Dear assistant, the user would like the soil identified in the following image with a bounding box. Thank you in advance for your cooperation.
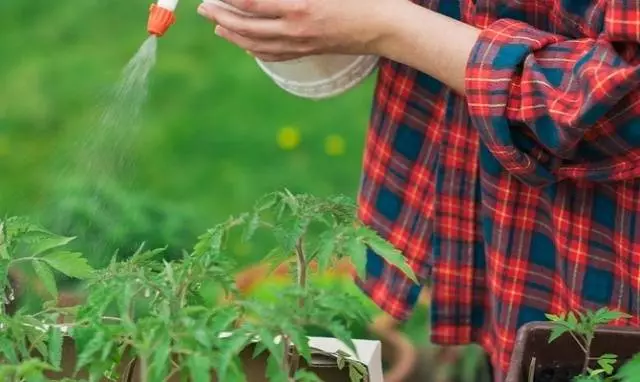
[533,362,583,382]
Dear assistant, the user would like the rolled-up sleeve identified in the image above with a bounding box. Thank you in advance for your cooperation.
[466,16,640,186]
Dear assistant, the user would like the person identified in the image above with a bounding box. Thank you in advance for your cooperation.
[197,1,640,380]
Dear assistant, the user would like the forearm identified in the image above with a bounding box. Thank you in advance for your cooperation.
[374,2,480,95]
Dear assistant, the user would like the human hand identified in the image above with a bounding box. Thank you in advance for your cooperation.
[196,0,394,62]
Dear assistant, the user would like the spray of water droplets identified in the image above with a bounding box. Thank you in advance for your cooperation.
[75,36,158,178]
[44,36,159,252]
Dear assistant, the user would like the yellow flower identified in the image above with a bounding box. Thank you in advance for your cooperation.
[324,134,345,156]
[277,126,301,150]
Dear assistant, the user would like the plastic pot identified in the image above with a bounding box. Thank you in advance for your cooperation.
[506,322,640,382]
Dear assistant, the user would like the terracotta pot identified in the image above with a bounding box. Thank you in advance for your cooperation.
[506,322,640,382]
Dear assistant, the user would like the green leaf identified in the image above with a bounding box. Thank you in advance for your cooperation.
[617,353,640,382]
[287,328,311,364]
[0,337,18,364]
[348,363,365,382]
[336,353,346,370]
[255,327,281,365]
[596,356,616,375]
[548,326,569,344]
[48,326,63,369]
[32,260,58,299]
[328,322,356,355]
[75,331,105,372]
[360,230,417,283]
[265,353,288,382]
[29,235,75,257]
[209,308,240,334]
[294,370,323,382]
[252,341,267,359]
[346,237,367,280]
[595,309,631,325]
[0,260,8,284]
[42,251,94,279]
[187,354,211,382]
[567,312,578,329]
[545,314,562,322]
[242,213,261,242]
[218,332,249,381]
[149,334,171,381]
[314,233,335,273]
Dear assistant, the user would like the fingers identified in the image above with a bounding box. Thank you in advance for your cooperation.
[199,3,285,39]
[222,0,306,17]
[215,26,310,60]
[222,0,283,16]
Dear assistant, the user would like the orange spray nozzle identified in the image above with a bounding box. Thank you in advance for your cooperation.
[147,4,176,37]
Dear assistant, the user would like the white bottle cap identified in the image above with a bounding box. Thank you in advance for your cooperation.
[158,0,179,11]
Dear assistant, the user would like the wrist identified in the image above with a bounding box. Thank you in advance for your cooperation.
[367,0,423,57]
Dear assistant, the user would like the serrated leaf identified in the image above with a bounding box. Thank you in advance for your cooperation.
[287,328,311,363]
[596,310,631,325]
[209,308,240,334]
[255,327,281,364]
[242,213,261,243]
[29,235,75,257]
[361,231,417,283]
[0,337,18,363]
[266,353,288,382]
[567,312,578,329]
[349,363,364,382]
[48,326,63,369]
[328,322,356,356]
[149,334,171,381]
[545,314,561,322]
[346,237,367,280]
[75,331,105,372]
[187,354,210,382]
[42,251,93,279]
[596,357,616,375]
[548,326,569,343]
[274,218,308,255]
[252,341,267,359]
[314,233,335,273]
[218,332,249,381]
[32,261,58,299]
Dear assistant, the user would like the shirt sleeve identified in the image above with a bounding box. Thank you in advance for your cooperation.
[465,16,640,187]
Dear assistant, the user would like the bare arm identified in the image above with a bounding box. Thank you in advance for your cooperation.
[373,2,480,95]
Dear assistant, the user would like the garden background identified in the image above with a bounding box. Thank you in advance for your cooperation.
[0,0,488,380]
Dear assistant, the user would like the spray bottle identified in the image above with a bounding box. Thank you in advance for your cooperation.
[146,0,378,99]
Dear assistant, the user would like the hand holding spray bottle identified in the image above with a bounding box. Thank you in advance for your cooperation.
[147,0,378,99]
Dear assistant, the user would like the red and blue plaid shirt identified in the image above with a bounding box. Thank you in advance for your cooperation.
[356,1,640,379]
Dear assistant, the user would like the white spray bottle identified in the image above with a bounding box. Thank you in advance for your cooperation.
[147,0,378,99]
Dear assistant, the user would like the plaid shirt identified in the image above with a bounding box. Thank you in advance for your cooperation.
[356,0,640,379]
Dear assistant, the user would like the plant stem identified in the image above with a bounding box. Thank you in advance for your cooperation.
[139,356,149,382]
[568,331,588,354]
[295,238,307,293]
[282,334,292,380]
[582,334,594,374]
[290,237,306,377]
